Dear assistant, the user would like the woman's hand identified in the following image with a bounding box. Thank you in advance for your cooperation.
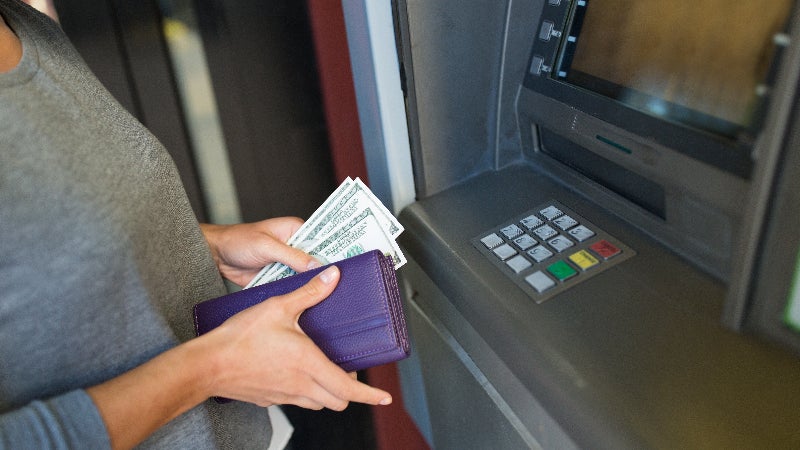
[202,265,393,409]
[201,218,320,287]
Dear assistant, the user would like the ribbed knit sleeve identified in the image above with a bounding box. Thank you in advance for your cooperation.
[0,391,110,449]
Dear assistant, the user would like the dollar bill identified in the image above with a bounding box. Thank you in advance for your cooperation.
[246,178,405,287]
[286,177,355,246]
[248,178,357,284]
[264,207,406,282]
[294,178,403,245]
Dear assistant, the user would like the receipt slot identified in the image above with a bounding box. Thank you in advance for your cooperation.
[385,0,800,448]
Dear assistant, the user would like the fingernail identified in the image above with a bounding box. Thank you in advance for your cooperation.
[307,259,321,270]
[379,396,392,405]
[319,266,338,284]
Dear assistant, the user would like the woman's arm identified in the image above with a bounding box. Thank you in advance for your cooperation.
[86,266,392,449]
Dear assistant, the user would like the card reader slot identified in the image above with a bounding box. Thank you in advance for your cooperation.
[540,130,666,219]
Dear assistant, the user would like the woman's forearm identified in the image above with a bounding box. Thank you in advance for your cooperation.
[86,338,217,450]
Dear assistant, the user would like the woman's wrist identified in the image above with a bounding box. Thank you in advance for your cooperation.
[199,223,226,269]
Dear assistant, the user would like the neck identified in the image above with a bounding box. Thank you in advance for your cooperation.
[0,15,22,73]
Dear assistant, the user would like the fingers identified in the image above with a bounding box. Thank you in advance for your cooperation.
[317,371,393,407]
[276,270,392,408]
[300,355,392,407]
[262,230,320,272]
[265,237,323,273]
[254,217,319,273]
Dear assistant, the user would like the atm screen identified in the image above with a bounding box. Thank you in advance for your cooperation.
[524,0,797,179]
[555,0,794,140]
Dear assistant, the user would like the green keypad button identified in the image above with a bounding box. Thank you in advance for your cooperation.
[547,260,577,281]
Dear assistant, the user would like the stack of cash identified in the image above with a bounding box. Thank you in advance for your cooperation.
[246,177,406,288]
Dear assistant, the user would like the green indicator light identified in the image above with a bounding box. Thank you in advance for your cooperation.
[547,260,577,281]
[596,135,633,154]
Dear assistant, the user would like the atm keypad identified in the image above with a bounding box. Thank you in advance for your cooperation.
[473,201,635,303]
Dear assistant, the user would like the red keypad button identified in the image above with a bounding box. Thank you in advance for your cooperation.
[589,239,621,260]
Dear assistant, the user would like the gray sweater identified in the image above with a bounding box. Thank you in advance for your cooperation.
[0,1,271,447]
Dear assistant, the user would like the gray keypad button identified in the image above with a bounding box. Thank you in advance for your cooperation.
[553,215,578,230]
[525,271,555,293]
[513,234,537,251]
[533,224,558,240]
[527,245,554,262]
[500,224,524,239]
[568,225,595,242]
[506,255,532,273]
[540,206,563,220]
[493,243,517,260]
[520,215,544,229]
[548,235,574,253]
[480,233,504,249]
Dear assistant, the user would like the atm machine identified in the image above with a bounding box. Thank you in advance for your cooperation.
[387,0,800,448]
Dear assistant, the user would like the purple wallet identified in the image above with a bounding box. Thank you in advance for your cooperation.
[193,250,410,373]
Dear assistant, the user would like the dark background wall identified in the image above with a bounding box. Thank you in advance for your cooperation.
[192,0,337,222]
[54,0,338,223]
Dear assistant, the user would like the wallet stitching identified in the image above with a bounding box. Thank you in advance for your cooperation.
[380,254,408,351]
[335,253,396,362]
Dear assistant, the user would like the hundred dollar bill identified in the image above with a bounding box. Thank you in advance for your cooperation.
[351,178,403,238]
[295,178,402,247]
[286,177,354,247]
[256,207,406,284]
[248,178,356,283]
[245,178,405,287]
[246,178,355,287]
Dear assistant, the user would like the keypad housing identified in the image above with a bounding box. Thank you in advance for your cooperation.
[472,200,635,303]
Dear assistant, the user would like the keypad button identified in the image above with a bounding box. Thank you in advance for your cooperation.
[553,215,578,230]
[547,260,578,281]
[533,224,558,240]
[525,271,555,293]
[513,234,537,251]
[506,255,532,273]
[569,250,599,271]
[540,206,563,220]
[500,224,524,239]
[548,235,574,253]
[493,243,517,260]
[539,206,564,220]
[480,233,504,249]
[520,215,544,229]
[589,240,621,260]
[568,225,595,242]
[527,245,554,262]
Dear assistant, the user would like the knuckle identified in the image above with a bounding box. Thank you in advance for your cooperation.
[330,399,349,411]
[325,397,348,411]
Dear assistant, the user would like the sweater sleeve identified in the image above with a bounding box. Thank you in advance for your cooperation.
[0,390,110,449]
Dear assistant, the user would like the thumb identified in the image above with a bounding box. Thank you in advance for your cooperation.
[281,265,340,317]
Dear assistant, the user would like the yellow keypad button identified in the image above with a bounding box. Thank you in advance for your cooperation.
[569,250,599,271]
